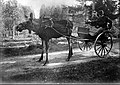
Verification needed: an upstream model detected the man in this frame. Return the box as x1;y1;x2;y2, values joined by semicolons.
86;10;112;39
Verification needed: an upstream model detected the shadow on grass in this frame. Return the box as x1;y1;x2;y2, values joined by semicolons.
0;44;42;58
1;40;79;58
55;57;120;83
2;57;120;83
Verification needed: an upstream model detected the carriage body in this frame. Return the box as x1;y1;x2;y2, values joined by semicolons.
77;26;90;39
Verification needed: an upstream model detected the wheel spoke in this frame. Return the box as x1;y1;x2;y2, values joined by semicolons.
106;45;111;50
87;45;89;51
104;47;109;53
103;48;106;55
88;44;91;50
101;48;103;56
79;46;83;50
88;42;92;47
96;46;101;51
84;46;86;50
86;42;90;51
86;46;88;51
80;44;83;47
82;42;85;46
78;42;84;51
84;42;87;50
86;43;88;51
90;43;93;48
87;43;90;50
90;45;92;49
97;47;102;55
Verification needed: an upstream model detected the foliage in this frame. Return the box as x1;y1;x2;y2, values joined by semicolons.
67;5;86;24
0;0;4;39
39;3;86;26
95;0;120;20
2;0;22;36
76;0;119;20
40;5;68;20
2;0;34;37
22;6;35;18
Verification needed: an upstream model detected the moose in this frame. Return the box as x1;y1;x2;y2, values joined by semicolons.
16;13;73;66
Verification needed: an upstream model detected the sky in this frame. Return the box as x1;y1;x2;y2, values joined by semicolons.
4;0;80;18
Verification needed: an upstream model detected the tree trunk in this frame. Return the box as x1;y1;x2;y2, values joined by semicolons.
119;6;120;26
0;0;3;41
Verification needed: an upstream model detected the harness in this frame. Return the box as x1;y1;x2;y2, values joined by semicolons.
42;18;72;35
41;18;54;29
65;20;72;35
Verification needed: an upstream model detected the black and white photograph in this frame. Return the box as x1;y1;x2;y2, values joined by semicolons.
0;0;120;84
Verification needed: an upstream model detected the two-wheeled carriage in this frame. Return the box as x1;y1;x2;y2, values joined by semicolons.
75;21;113;58
51;19;113;58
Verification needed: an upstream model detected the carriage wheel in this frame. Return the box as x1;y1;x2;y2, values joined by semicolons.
94;32;113;58
78;40;93;51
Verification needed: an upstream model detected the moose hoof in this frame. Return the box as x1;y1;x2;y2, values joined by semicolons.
43;61;49;66
43;63;46;66
36;59;42;62
66;58;70;61
71;53;73;56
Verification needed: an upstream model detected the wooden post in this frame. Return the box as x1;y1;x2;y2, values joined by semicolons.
12;25;16;39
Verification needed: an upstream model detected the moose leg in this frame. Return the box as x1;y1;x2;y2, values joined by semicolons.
66;37;73;61
43;41;49;66
38;40;44;62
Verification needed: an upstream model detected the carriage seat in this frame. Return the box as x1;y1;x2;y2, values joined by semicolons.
77;26;96;40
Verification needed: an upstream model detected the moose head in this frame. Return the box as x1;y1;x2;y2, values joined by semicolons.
16;13;34;34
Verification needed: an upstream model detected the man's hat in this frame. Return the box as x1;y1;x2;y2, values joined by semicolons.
98;10;104;15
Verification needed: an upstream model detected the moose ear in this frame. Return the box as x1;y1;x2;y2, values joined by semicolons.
30;13;33;20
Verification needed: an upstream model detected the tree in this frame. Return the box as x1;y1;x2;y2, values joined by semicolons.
40;4;46;17
118;1;120;26
2;0;22;36
39;5;68;20
67;4;86;25
22;6;34;18
94;0;120;20
2;0;34;38
0;0;4;39
51;6;61;20
76;0;120;20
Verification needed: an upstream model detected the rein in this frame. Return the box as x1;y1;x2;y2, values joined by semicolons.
50;26;89;41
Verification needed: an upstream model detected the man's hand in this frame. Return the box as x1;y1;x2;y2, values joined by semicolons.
85;20;92;24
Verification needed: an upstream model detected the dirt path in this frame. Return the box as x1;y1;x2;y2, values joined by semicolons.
1;42;119;66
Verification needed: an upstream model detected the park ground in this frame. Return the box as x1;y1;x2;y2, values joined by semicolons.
0;38;120;84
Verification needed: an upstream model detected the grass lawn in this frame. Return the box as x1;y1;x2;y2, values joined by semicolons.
2;57;120;83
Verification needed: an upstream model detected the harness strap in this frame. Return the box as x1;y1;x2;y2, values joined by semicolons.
41;18;54;29
66;20;72;35
49;18;54;28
